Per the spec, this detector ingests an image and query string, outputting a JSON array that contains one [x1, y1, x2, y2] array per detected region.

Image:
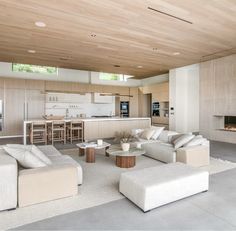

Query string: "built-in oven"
[[0, 100, 3, 131], [120, 101, 129, 117], [152, 102, 160, 116]]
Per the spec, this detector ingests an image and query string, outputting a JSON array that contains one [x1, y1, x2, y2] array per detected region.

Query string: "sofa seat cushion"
[[119, 162, 209, 212], [38, 145, 62, 157], [135, 139, 160, 149], [48, 155, 83, 184], [142, 142, 176, 163]]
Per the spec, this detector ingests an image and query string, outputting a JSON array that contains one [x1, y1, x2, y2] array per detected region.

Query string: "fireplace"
[[224, 116, 236, 131]]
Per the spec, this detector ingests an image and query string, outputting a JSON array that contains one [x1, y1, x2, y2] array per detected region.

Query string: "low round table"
[[106, 145, 145, 168], [76, 142, 111, 163]]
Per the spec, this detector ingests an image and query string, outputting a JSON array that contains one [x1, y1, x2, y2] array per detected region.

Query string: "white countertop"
[[24, 117, 151, 123]]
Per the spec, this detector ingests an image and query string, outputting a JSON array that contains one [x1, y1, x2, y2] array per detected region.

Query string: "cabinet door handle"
[[23, 103, 26, 120], [27, 103, 29, 120]]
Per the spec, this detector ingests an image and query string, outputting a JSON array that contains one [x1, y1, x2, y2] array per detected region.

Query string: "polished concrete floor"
[[1, 137, 236, 230], [13, 168, 236, 230]]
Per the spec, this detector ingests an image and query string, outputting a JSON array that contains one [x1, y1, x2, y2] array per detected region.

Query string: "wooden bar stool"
[[67, 121, 83, 144], [30, 121, 47, 144], [50, 121, 66, 145]]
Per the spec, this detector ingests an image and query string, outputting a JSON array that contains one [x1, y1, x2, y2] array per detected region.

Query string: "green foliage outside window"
[[99, 73, 121, 81], [12, 63, 57, 75]]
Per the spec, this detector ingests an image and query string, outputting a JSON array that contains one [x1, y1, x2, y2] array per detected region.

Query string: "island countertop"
[[23, 117, 151, 144]]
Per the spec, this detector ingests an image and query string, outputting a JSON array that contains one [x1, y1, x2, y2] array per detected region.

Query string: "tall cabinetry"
[[139, 82, 169, 128], [0, 78, 45, 137]]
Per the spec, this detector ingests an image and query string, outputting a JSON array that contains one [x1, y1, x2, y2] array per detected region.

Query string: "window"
[[12, 63, 57, 75], [99, 73, 133, 81]]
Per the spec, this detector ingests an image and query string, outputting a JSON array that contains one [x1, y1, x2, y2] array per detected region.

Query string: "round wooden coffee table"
[[76, 142, 111, 163], [106, 145, 145, 168]]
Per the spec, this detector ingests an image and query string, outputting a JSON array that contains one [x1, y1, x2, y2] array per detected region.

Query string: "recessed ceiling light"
[[114, 65, 120, 67], [60, 56, 73, 61], [173, 52, 180, 55], [137, 65, 143, 68], [27, 49, 36, 54], [35, 21, 46, 27]]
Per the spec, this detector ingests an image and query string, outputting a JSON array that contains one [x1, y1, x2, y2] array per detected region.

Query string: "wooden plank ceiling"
[[0, 0, 236, 79]]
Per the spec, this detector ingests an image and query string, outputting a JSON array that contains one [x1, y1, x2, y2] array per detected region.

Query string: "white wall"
[[0, 62, 141, 87], [169, 64, 199, 133], [45, 92, 115, 118], [141, 73, 169, 86]]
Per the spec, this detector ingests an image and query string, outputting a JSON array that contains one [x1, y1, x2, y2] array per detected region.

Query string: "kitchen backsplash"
[[45, 93, 115, 118]]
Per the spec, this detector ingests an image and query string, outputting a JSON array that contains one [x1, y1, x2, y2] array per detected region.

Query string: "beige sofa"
[[135, 129, 210, 167], [0, 145, 82, 210]]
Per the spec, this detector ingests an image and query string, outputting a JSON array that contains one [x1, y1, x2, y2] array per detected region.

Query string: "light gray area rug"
[[1, 149, 236, 230]]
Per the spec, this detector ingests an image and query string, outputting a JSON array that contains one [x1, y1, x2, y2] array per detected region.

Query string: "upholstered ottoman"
[[119, 162, 209, 212]]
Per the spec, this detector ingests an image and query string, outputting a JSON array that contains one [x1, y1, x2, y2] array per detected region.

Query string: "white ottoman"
[[119, 162, 209, 212]]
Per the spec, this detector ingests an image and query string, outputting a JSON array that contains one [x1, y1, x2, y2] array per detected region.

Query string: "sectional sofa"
[[0, 145, 82, 211], [134, 128, 210, 167]]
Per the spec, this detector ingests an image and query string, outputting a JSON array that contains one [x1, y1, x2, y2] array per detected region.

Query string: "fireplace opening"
[[224, 116, 236, 131]]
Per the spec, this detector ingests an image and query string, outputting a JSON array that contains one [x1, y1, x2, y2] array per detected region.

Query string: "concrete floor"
[[13, 167, 236, 230], [1, 137, 236, 230]]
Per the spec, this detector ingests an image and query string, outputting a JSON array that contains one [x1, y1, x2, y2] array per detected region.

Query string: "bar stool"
[[50, 121, 66, 145], [30, 121, 47, 144], [67, 120, 83, 144]]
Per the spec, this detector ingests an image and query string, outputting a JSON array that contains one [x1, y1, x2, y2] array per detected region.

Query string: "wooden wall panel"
[[199, 54, 236, 143]]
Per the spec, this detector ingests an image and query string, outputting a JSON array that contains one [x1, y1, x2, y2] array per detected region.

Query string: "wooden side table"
[[76, 142, 111, 163], [86, 147, 95, 163]]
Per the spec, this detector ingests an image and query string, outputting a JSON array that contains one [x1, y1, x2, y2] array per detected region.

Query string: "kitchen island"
[[23, 117, 151, 145]]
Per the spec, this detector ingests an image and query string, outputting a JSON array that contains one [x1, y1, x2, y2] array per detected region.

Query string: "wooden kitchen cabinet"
[[25, 90, 45, 120], [4, 88, 25, 136], [4, 78, 26, 89], [25, 80, 45, 91]]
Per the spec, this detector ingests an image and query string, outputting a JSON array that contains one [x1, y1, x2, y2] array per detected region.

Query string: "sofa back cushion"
[[3, 146, 47, 169], [173, 134, 195, 149]]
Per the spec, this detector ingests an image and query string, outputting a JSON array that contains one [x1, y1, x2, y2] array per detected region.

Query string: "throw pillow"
[[31, 145, 52, 165], [131, 128, 144, 137], [6, 144, 52, 165], [173, 134, 195, 149], [3, 146, 47, 169], [6, 144, 32, 150], [151, 127, 165, 140], [170, 134, 183, 144], [159, 130, 178, 143], [140, 129, 155, 140], [183, 135, 207, 147]]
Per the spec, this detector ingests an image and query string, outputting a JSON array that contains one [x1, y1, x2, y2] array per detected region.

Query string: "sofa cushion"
[[3, 146, 47, 169], [183, 135, 207, 147], [150, 126, 165, 140], [131, 128, 144, 137], [135, 138, 160, 149], [31, 146, 52, 165], [6, 144, 52, 165], [142, 142, 176, 163], [48, 155, 83, 184], [159, 130, 179, 143], [140, 129, 155, 140], [173, 134, 195, 149], [37, 145, 62, 157]]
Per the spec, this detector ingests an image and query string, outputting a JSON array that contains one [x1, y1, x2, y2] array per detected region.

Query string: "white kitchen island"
[[23, 117, 151, 144]]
